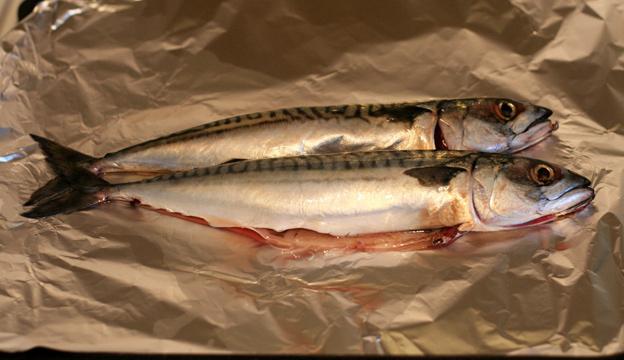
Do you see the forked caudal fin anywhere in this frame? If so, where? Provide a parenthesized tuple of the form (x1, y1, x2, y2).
(22, 134, 108, 218)
(29, 134, 97, 174)
(23, 176, 69, 206)
(21, 178, 108, 218)
(24, 135, 98, 206)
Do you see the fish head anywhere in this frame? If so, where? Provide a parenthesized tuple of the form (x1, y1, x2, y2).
(471, 154, 594, 229)
(436, 98, 556, 152)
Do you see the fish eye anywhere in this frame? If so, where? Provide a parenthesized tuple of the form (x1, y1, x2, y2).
(495, 101, 517, 121)
(530, 164, 556, 185)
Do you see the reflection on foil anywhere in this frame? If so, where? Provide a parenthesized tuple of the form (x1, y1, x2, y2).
(48, 0, 143, 32)
(0, 0, 623, 356)
(0, 145, 37, 163)
(51, 8, 85, 31)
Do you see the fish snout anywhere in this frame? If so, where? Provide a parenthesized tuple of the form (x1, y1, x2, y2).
(541, 187, 594, 216)
(511, 104, 554, 134)
(535, 106, 553, 123)
(541, 168, 594, 216)
(508, 105, 557, 152)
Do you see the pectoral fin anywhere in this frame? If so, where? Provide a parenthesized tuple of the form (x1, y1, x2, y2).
(403, 166, 466, 186)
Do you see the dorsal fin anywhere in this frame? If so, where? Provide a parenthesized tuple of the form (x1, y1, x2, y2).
(220, 158, 247, 165)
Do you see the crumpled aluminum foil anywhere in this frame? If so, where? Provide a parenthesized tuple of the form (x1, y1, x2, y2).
(1, 0, 623, 355)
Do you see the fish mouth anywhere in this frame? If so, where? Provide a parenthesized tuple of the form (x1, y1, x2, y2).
(525, 107, 555, 132)
(509, 187, 594, 227)
(509, 113, 558, 152)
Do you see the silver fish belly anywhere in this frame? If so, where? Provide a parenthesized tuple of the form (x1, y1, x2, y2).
(115, 151, 473, 236)
(94, 104, 435, 179)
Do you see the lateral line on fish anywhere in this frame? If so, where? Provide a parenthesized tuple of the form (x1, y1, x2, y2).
(136, 150, 474, 184)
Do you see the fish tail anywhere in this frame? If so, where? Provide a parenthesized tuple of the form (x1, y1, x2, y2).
(24, 134, 99, 206)
(29, 134, 97, 176)
(22, 135, 109, 218)
(21, 169, 110, 218)
(23, 176, 70, 206)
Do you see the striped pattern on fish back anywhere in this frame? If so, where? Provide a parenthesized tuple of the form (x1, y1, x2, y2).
(137, 150, 476, 184)
(108, 102, 437, 157)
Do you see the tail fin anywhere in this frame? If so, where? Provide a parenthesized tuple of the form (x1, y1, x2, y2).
(24, 176, 69, 206)
(23, 135, 108, 218)
(29, 134, 97, 176)
(22, 168, 110, 218)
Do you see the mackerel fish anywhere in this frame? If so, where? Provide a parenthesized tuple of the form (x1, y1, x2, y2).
(23, 150, 593, 254)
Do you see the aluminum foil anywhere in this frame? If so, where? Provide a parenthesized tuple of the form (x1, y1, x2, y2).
(1, 0, 623, 355)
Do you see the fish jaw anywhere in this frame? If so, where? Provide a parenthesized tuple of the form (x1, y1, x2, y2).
(508, 103, 556, 152)
(509, 118, 559, 152)
(540, 187, 594, 217)
(509, 187, 594, 228)
(509, 105, 553, 134)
